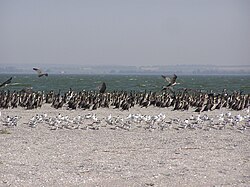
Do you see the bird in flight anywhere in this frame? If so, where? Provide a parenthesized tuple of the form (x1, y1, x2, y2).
(33, 68, 48, 77)
(161, 74, 179, 91)
(0, 77, 12, 88)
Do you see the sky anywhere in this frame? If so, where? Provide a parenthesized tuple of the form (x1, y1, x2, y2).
(0, 0, 249, 67)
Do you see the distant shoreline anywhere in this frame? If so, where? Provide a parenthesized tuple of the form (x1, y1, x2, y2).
(1, 64, 250, 75)
(1, 73, 250, 76)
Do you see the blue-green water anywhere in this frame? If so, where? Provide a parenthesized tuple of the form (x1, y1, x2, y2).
(0, 74, 250, 94)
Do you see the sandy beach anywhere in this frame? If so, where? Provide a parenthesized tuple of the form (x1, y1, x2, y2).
(0, 105, 250, 187)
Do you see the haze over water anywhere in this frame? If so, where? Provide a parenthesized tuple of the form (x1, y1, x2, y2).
(1, 1, 249, 94)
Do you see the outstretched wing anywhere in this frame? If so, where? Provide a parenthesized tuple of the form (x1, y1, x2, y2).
(33, 67, 43, 75)
(0, 77, 12, 87)
(33, 67, 48, 77)
(161, 75, 171, 83)
(171, 74, 177, 84)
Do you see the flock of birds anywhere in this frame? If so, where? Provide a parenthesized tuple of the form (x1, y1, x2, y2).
(0, 70, 249, 132)
(1, 109, 249, 132)
(0, 71, 249, 112)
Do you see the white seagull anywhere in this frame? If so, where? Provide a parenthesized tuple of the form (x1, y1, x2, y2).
(33, 67, 48, 77)
(161, 74, 179, 91)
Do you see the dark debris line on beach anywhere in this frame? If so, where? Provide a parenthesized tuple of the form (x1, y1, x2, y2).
(0, 88, 249, 111)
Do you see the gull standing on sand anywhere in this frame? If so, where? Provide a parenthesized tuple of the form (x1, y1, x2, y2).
(161, 74, 179, 91)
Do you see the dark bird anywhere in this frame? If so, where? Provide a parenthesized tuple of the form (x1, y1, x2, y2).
(99, 82, 106, 94)
(161, 74, 179, 91)
(33, 68, 48, 77)
(0, 77, 12, 88)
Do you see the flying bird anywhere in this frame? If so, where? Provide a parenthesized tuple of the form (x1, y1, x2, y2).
(99, 82, 106, 94)
(33, 68, 48, 77)
(0, 77, 12, 88)
(161, 74, 179, 91)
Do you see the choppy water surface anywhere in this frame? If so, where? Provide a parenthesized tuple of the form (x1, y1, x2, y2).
(0, 74, 249, 94)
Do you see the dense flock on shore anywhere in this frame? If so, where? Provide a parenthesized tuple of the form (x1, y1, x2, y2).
(0, 88, 249, 111)
(1, 78, 249, 132)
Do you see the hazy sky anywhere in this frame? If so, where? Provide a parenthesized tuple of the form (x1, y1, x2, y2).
(0, 0, 249, 66)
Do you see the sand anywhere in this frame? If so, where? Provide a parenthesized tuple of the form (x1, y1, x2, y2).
(0, 105, 250, 187)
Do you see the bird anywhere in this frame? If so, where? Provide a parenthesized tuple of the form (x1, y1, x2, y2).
(99, 82, 106, 94)
(161, 74, 179, 91)
(33, 68, 48, 77)
(0, 77, 12, 88)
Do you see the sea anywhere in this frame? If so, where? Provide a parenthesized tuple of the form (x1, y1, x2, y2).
(0, 74, 250, 94)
